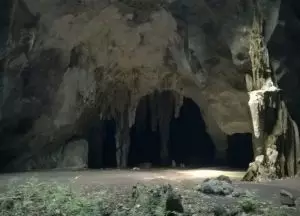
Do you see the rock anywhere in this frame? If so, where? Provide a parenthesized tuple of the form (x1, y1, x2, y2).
(198, 178, 234, 196)
(203, 178, 211, 183)
(231, 189, 246, 198)
(216, 175, 232, 184)
(213, 205, 228, 216)
(139, 162, 152, 169)
(255, 155, 265, 164)
(165, 190, 184, 215)
(132, 167, 140, 171)
(58, 139, 88, 169)
(171, 160, 176, 168)
(279, 189, 295, 206)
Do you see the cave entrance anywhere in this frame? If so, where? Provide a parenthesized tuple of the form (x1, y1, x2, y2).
(169, 98, 215, 167)
(128, 90, 216, 168)
(227, 133, 253, 169)
(87, 120, 116, 169)
(87, 91, 254, 170)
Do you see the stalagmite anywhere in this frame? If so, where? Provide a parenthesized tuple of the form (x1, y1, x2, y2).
(243, 3, 300, 180)
(115, 108, 130, 168)
(248, 90, 264, 139)
(292, 119, 300, 174)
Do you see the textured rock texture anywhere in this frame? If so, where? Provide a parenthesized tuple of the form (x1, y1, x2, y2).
(0, 0, 300, 177)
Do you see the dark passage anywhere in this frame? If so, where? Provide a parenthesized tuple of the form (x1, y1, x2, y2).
(128, 97, 161, 167)
(87, 120, 116, 169)
(87, 93, 253, 169)
(169, 98, 215, 167)
(227, 133, 253, 169)
(129, 93, 216, 168)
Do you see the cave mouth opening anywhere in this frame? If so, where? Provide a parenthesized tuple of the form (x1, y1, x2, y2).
(86, 90, 254, 170)
(128, 90, 216, 168)
(227, 133, 253, 170)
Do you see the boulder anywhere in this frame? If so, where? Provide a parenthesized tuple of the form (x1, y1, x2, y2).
(58, 139, 88, 169)
(279, 189, 295, 207)
(197, 178, 234, 196)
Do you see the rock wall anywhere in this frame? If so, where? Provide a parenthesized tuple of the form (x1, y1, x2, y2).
(0, 0, 299, 176)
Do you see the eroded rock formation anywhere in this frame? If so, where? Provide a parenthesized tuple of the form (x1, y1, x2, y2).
(0, 0, 300, 178)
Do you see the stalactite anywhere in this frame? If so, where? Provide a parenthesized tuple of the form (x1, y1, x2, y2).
(128, 100, 138, 128)
(174, 91, 183, 119)
(97, 85, 132, 168)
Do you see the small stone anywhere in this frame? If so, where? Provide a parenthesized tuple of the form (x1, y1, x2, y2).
(171, 160, 176, 168)
(216, 175, 232, 184)
(279, 189, 295, 206)
(232, 189, 246, 198)
(203, 178, 211, 183)
(132, 167, 140, 171)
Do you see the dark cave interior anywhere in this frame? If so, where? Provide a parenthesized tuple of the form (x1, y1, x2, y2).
(128, 97, 216, 167)
(87, 92, 254, 170)
(227, 133, 253, 169)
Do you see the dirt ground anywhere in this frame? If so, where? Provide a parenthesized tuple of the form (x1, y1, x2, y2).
(0, 168, 299, 207)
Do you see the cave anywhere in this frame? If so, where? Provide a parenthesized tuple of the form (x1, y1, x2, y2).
(227, 133, 253, 169)
(128, 91, 216, 168)
(86, 91, 254, 170)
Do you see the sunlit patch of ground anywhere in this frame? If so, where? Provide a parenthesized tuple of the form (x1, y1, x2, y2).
(140, 168, 246, 181)
(175, 168, 245, 179)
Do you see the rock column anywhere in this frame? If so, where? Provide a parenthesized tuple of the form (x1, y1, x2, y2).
(243, 6, 300, 180)
(115, 108, 131, 168)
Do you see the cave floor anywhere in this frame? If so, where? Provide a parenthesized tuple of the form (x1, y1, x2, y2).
(0, 168, 299, 208)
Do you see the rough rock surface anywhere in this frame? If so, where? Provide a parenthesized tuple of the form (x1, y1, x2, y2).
(0, 0, 300, 174)
(279, 189, 295, 207)
(197, 175, 234, 196)
(58, 139, 88, 169)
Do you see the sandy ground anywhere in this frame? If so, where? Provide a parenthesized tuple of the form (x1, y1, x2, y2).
(0, 168, 299, 206)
